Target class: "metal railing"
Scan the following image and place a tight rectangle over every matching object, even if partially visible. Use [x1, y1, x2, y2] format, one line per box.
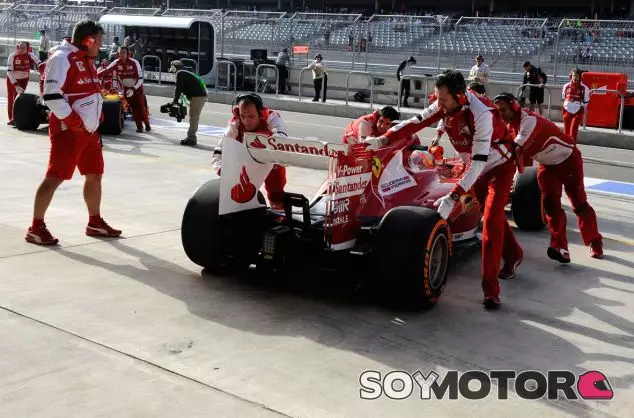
[255, 64, 279, 98]
[141, 55, 162, 85]
[345, 71, 373, 108]
[397, 75, 432, 111]
[297, 67, 326, 102]
[517, 83, 553, 119]
[583, 88, 625, 134]
[216, 60, 237, 93]
[180, 58, 198, 74]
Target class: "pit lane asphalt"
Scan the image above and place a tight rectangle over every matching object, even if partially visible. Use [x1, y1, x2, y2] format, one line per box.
[1, 83, 633, 418]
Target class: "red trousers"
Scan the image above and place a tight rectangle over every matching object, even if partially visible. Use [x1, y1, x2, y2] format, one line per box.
[124, 86, 150, 130]
[562, 109, 583, 141]
[7, 78, 29, 122]
[473, 159, 523, 299]
[537, 148, 601, 250]
[264, 165, 286, 201]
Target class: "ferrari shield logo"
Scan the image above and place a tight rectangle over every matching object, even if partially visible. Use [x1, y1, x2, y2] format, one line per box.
[372, 156, 382, 178]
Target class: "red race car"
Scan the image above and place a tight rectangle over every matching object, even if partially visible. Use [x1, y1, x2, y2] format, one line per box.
[182, 133, 543, 310]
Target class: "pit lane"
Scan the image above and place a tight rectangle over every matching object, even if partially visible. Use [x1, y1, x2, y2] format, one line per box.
[0, 83, 633, 418]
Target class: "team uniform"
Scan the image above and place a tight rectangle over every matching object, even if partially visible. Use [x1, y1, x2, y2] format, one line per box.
[98, 56, 150, 131]
[98, 60, 115, 91]
[42, 39, 104, 180]
[213, 108, 288, 207]
[342, 110, 420, 147]
[385, 89, 522, 303]
[561, 81, 590, 141]
[6, 50, 40, 123]
[507, 108, 602, 257]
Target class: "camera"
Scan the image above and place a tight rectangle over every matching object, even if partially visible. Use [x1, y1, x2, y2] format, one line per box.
[160, 102, 187, 122]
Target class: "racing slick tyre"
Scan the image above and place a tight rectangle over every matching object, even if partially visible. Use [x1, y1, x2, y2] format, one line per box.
[181, 179, 265, 274]
[100, 100, 124, 135]
[370, 206, 451, 310]
[511, 167, 545, 231]
[13, 93, 41, 131]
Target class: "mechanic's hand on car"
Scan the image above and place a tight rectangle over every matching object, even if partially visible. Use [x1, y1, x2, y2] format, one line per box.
[430, 135, 441, 147]
[126, 89, 134, 98]
[15, 86, 24, 94]
[434, 193, 459, 220]
[363, 136, 387, 150]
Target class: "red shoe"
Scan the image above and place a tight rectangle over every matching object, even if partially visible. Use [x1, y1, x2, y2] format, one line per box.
[25, 223, 59, 245]
[86, 218, 122, 237]
[498, 255, 523, 280]
[547, 247, 571, 264]
[589, 240, 604, 259]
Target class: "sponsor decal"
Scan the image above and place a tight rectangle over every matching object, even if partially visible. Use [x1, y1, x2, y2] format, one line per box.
[331, 173, 372, 199]
[249, 136, 267, 149]
[247, 135, 339, 157]
[372, 156, 382, 178]
[75, 61, 85, 71]
[377, 150, 416, 197]
[15, 59, 21, 64]
[230, 166, 257, 203]
[117, 65, 123, 71]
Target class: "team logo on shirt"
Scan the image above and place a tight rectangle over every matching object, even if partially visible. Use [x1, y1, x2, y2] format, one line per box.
[15, 59, 21, 64]
[75, 61, 85, 71]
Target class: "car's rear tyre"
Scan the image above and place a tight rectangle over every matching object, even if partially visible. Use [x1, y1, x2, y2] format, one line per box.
[13, 93, 41, 131]
[100, 100, 124, 135]
[511, 167, 545, 231]
[181, 179, 265, 274]
[370, 206, 451, 310]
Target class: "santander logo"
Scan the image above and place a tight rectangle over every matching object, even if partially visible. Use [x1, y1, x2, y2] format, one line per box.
[249, 137, 267, 149]
[247, 135, 337, 157]
[230, 166, 257, 203]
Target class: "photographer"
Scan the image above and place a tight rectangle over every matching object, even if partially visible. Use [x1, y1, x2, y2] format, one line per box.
[169, 60, 208, 146]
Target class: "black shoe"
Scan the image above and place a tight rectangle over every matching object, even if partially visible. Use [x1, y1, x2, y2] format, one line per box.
[312, 98, 319, 102]
[322, 99, 326, 103]
[547, 247, 571, 264]
[181, 137, 197, 146]
[136, 128, 143, 133]
[483, 297, 501, 310]
[145, 125, 151, 132]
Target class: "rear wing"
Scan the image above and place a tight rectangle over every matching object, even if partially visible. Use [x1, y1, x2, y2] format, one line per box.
[218, 133, 349, 216]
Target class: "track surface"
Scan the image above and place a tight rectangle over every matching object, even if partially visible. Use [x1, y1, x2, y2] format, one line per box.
[1, 81, 633, 418]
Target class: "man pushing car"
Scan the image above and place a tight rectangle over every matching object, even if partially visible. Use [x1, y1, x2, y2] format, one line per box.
[493, 92, 603, 262]
[370, 70, 523, 310]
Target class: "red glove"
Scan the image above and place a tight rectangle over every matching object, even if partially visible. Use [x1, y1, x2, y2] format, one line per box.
[62, 112, 84, 132]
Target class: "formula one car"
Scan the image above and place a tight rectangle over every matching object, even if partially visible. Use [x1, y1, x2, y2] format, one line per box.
[181, 133, 544, 310]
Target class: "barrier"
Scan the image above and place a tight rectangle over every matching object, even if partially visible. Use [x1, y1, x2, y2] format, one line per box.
[298, 67, 326, 102]
[141, 55, 162, 85]
[516, 83, 552, 119]
[216, 60, 237, 93]
[583, 88, 625, 134]
[255, 64, 279, 98]
[180, 58, 198, 74]
[345, 71, 373, 108]
[397, 75, 432, 111]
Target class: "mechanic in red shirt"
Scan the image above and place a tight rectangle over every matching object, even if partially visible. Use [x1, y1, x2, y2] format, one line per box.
[342, 106, 401, 144]
[6, 41, 40, 125]
[98, 58, 115, 91]
[212, 93, 288, 210]
[493, 92, 603, 261]
[98, 46, 150, 132]
[26, 20, 122, 245]
[561, 68, 590, 141]
[371, 70, 523, 310]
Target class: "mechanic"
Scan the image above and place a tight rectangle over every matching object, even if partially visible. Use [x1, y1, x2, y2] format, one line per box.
[26, 20, 122, 245]
[369, 70, 523, 310]
[342, 106, 402, 144]
[98, 46, 150, 133]
[98, 58, 115, 91]
[6, 41, 40, 126]
[169, 60, 208, 146]
[561, 68, 590, 141]
[493, 92, 603, 261]
[212, 94, 288, 210]
[37, 39, 68, 96]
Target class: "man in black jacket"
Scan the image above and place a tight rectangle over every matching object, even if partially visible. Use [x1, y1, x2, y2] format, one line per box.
[522, 61, 547, 115]
[396, 56, 416, 107]
[170, 60, 208, 146]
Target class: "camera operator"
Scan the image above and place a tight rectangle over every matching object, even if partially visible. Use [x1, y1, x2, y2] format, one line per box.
[169, 60, 208, 146]
[212, 94, 288, 209]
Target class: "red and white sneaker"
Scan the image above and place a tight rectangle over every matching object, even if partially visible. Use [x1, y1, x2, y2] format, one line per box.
[547, 247, 571, 264]
[498, 255, 523, 280]
[589, 240, 604, 259]
[25, 223, 59, 245]
[86, 218, 122, 237]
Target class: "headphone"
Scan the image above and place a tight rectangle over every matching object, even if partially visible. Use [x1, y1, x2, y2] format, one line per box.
[232, 93, 269, 121]
[493, 93, 520, 113]
[82, 35, 96, 49]
[436, 71, 468, 108]
[16, 41, 29, 50]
